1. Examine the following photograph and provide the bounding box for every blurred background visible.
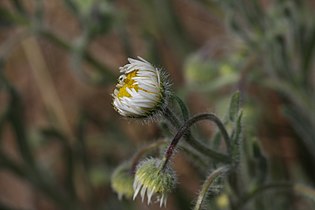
[0,0,315,210]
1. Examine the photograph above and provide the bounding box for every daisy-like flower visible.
[133,158,176,207]
[112,57,170,119]
[111,162,134,200]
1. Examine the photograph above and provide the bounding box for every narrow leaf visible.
[229,91,241,122]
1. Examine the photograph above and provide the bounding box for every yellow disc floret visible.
[112,57,170,118]
[116,70,139,98]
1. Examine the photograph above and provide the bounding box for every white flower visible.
[112,57,169,118]
[133,158,176,207]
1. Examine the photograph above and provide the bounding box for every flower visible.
[133,158,176,207]
[111,162,134,200]
[112,57,170,119]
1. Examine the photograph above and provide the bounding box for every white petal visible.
[163,195,167,207]
[133,181,142,200]
[140,186,147,202]
[159,194,164,207]
[118,193,123,200]
[147,187,155,205]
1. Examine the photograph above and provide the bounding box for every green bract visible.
[133,158,176,207]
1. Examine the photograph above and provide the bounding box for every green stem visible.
[164,107,181,128]
[162,111,231,169]
[131,139,167,173]
[163,108,230,164]
[194,166,230,210]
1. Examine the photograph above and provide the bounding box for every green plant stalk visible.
[193,166,230,210]
[131,139,167,173]
[162,111,231,169]
[164,108,230,163]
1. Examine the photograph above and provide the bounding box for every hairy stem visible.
[131,139,167,173]
[194,166,230,210]
[162,111,231,169]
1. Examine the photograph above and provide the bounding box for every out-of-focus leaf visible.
[7,87,35,166]
[190,73,239,93]
[231,111,243,167]
[0,8,16,28]
[0,202,30,210]
[40,128,67,143]
[229,91,241,122]
[89,2,114,36]
[63,0,80,15]
[64,0,115,37]
[294,184,315,203]
[173,95,189,121]
[39,28,117,84]
[40,127,77,199]
[0,111,8,146]
[184,55,219,84]
[89,167,111,186]
[302,24,315,84]
[11,0,26,15]
[211,131,222,151]
[284,106,315,160]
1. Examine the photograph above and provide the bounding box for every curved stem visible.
[194,166,230,210]
[131,139,167,173]
[162,112,231,169]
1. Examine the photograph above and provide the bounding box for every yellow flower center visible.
[117,70,139,98]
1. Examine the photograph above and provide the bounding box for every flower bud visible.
[133,158,176,207]
[112,57,170,119]
[111,162,134,200]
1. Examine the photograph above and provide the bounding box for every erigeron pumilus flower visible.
[112,57,170,118]
[111,162,134,200]
[133,158,176,207]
